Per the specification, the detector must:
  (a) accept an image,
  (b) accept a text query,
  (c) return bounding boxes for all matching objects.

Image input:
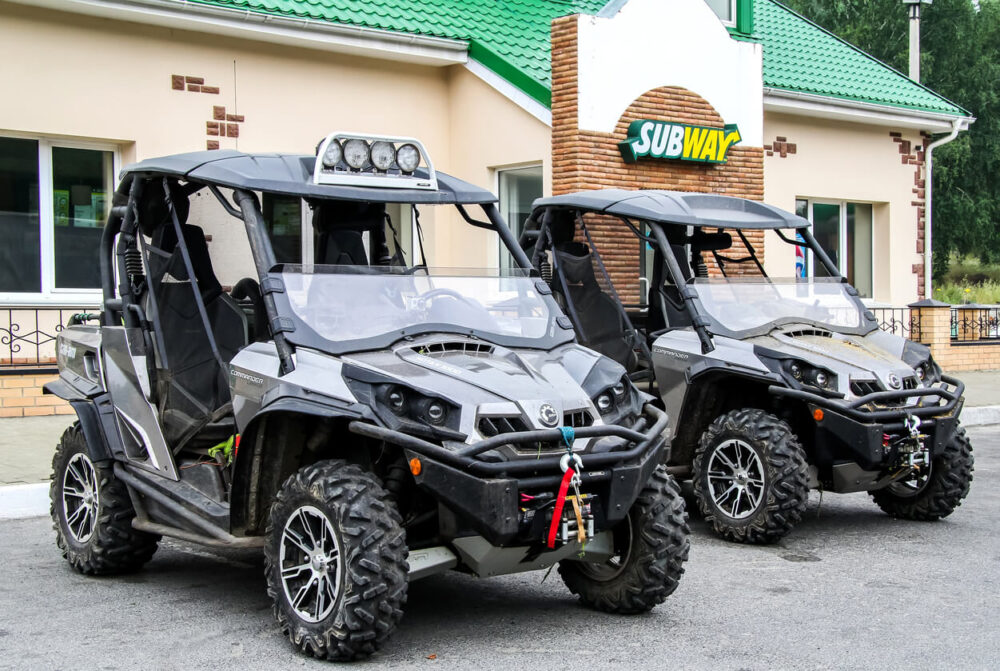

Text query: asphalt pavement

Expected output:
[0,425,997,670]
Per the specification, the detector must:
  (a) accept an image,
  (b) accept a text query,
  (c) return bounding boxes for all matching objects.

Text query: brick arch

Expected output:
[552,85,763,199]
[551,86,765,302]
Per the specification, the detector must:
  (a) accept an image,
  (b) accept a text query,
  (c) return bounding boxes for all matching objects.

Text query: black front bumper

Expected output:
[348,405,669,545]
[770,375,965,471]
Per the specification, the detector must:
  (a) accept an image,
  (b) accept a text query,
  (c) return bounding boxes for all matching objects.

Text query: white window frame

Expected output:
[0,132,120,306]
[493,161,544,269]
[802,198,876,301]
[706,0,737,27]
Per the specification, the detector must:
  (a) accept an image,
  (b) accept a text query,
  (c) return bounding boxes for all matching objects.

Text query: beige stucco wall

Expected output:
[0,1,550,279]
[762,112,924,306]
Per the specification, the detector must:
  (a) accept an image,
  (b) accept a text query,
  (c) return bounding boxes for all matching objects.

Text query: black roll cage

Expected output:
[526,203,871,356]
[99,172,538,379]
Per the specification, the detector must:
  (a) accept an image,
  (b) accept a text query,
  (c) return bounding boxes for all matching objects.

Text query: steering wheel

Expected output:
[420,287,483,310]
[231,277,267,340]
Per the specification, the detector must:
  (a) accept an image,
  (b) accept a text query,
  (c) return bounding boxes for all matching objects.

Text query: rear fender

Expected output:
[66,397,116,465]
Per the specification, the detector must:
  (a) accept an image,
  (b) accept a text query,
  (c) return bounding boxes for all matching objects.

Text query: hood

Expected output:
[752,328,918,394]
[342,336,620,441]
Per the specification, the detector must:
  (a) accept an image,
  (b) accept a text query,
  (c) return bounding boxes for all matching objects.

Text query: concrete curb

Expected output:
[0,482,49,520]
[962,405,1000,428]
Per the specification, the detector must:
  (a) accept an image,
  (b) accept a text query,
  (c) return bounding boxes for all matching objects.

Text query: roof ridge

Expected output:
[764,0,970,116]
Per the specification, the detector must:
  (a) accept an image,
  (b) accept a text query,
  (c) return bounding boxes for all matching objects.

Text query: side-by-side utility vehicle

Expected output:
[46,137,689,660]
[521,189,973,544]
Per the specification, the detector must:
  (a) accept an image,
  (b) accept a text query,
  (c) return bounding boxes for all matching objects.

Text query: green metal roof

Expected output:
[189,0,606,106]
[757,1,967,116]
[186,0,968,118]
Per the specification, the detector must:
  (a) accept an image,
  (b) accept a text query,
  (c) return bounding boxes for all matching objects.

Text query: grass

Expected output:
[934,255,1000,304]
[933,281,1000,305]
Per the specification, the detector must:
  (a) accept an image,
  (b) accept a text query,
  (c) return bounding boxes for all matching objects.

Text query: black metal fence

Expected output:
[870,307,921,341]
[0,307,97,375]
[951,306,1000,343]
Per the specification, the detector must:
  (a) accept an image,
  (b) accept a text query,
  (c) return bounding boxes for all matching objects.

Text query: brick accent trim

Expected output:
[891,131,927,299]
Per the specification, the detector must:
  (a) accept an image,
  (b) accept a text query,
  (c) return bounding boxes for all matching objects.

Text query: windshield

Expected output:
[278,265,560,348]
[691,277,866,335]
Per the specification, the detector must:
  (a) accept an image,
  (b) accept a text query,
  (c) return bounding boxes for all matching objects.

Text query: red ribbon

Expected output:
[547,467,576,549]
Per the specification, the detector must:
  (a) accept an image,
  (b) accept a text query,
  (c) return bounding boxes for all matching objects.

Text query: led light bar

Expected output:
[313,132,438,190]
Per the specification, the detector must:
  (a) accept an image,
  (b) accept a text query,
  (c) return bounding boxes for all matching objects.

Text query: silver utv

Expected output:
[522,189,973,544]
[45,137,689,662]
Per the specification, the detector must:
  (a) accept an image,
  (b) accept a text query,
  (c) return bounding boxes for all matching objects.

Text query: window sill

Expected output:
[0,293,102,308]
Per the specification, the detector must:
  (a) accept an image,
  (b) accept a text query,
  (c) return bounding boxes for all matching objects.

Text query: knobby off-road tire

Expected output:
[558,466,690,614]
[50,422,159,575]
[870,424,974,520]
[694,409,809,545]
[264,460,408,661]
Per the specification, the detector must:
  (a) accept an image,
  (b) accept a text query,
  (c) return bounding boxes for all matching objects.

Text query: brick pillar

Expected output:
[909,299,952,367]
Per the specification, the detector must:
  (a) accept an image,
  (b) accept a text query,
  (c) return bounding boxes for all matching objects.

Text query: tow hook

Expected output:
[903,416,929,469]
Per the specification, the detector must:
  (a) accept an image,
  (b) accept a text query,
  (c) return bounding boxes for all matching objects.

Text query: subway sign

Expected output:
[618,119,742,165]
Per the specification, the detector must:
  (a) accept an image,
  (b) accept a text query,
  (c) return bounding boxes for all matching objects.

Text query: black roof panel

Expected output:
[120,150,497,204]
[533,189,808,230]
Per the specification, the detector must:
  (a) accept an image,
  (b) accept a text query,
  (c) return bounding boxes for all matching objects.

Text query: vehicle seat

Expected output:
[648,245,693,333]
[312,201,387,266]
[552,241,636,370]
[148,221,247,446]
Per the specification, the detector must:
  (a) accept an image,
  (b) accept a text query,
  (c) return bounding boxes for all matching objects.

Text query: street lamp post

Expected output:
[902,0,932,82]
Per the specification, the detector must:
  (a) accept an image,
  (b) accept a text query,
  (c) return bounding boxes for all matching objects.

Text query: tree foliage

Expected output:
[781,0,1000,277]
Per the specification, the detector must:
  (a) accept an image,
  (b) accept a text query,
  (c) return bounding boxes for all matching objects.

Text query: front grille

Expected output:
[563,410,594,428]
[902,376,918,391]
[851,379,883,397]
[478,415,530,437]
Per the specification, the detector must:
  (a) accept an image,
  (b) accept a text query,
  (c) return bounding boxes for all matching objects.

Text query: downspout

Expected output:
[923,118,964,299]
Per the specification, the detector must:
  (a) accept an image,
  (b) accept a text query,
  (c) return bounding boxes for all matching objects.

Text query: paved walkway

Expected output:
[1,370,996,490]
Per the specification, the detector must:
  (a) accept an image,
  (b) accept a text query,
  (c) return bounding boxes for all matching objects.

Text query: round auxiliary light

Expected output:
[815,371,829,387]
[322,139,343,168]
[387,389,405,414]
[426,402,447,425]
[612,382,626,399]
[916,365,926,381]
[343,138,370,170]
[596,394,613,413]
[396,143,420,173]
[789,363,803,380]
[370,141,396,171]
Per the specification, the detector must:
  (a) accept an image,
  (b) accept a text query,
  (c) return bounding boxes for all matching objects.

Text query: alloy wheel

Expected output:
[279,505,342,623]
[62,452,99,543]
[706,439,765,519]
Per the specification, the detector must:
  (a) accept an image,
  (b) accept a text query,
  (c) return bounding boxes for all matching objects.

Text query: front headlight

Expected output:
[591,376,639,419]
[780,359,837,392]
[376,384,457,429]
[915,358,942,385]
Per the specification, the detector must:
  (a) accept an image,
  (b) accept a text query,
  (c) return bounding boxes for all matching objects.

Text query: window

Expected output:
[705,0,736,25]
[0,135,116,302]
[497,165,542,267]
[796,198,874,298]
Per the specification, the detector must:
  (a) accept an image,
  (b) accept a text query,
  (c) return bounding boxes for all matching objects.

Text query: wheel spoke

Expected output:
[291,575,317,611]
[282,562,311,580]
[63,485,86,498]
[714,451,739,472]
[283,526,313,556]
